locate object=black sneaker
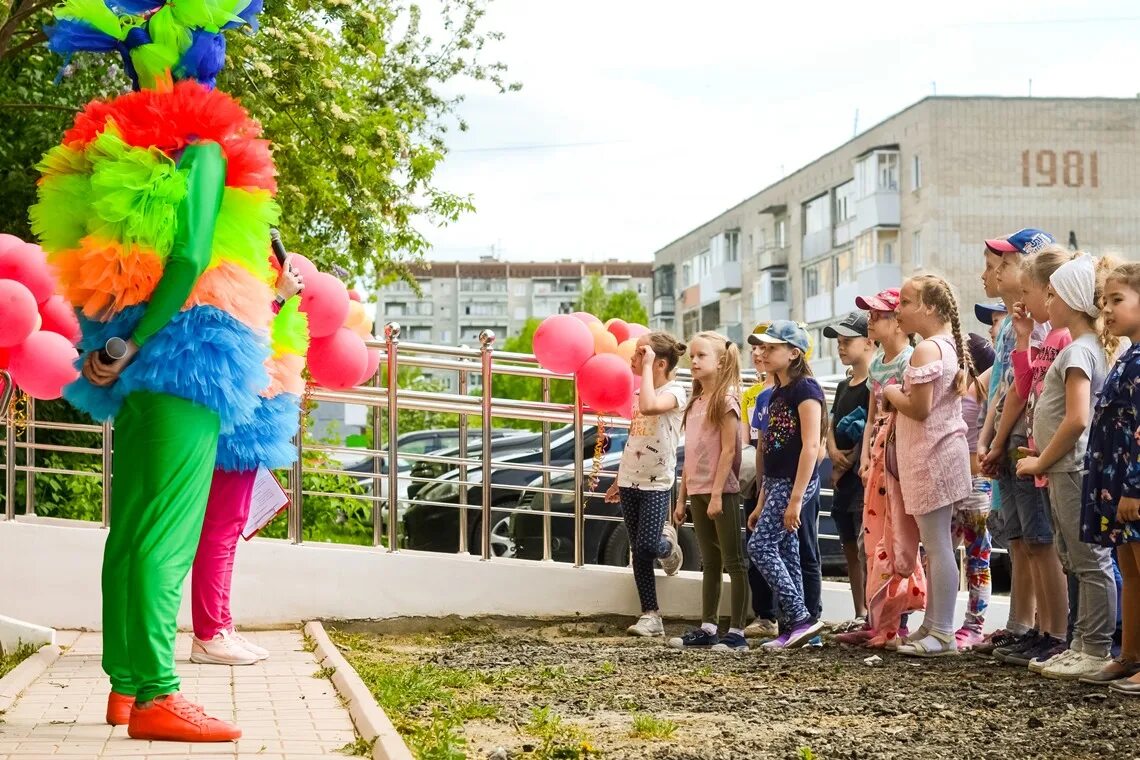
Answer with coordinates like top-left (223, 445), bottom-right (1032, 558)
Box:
top-left (667, 628), bottom-right (719, 649)
top-left (974, 628), bottom-right (1018, 655)
top-left (1009, 635), bottom-right (1065, 667)
top-left (993, 630), bottom-right (1040, 663)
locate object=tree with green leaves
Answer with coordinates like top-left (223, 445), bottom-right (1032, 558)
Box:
top-left (575, 273), bottom-right (650, 325)
top-left (0, 0), bottom-right (519, 282)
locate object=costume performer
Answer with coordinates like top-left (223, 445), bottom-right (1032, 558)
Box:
top-left (31, 0), bottom-right (293, 742)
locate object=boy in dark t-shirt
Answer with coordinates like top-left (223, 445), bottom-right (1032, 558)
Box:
top-left (823, 311), bottom-right (874, 629)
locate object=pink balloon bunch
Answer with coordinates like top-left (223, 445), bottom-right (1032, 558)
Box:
top-left (293, 255), bottom-right (378, 390)
top-left (0, 234), bottom-right (80, 400)
top-left (531, 311), bottom-right (651, 419)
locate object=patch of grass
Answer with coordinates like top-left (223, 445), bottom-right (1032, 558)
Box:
top-left (630, 714), bottom-right (677, 741)
top-left (594, 661), bottom-right (616, 676)
top-left (798, 747), bottom-right (817, 760)
top-left (352, 660), bottom-right (477, 715)
top-left (401, 709), bottom-right (467, 760)
top-left (314, 666), bottom-right (337, 680)
top-left (442, 624), bottom-right (497, 643)
top-left (524, 706), bottom-right (598, 759)
top-left (301, 633), bottom-right (317, 653)
top-left (337, 736), bottom-right (375, 756)
top-left (693, 665), bottom-right (713, 678)
top-left (0, 643), bottom-right (38, 680)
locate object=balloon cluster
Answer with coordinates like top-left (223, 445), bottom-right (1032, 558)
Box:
top-left (0, 234), bottom-right (80, 400)
top-left (531, 312), bottom-right (650, 418)
top-left (288, 255), bottom-right (379, 391)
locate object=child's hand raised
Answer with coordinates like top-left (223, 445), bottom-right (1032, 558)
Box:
top-left (1011, 302), bottom-right (1034, 340)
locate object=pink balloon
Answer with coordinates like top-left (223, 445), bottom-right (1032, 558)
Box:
top-left (8, 331), bottom-right (79, 400)
top-left (605, 318), bottom-right (631, 344)
top-left (571, 311), bottom-right (601, 326)
top-left (357, 348), bottom-right (382, 385)
top-left (0, 346), bottom-right (9, 370)
top-left (626, 324), bottom-right (650, 339)
top-left (348, 289), bottom-right (363, 302)
top-left (299, 272), bottom-right (350, 338)
top-left (533, 314), bottom-right (595, 375)
top-left (576, 353), bottom-right (635, 415)
top-left (0, 279), bottom-right (39, 348)
top-left (308, 327), bottom-right (368, 390)
top-left (0, 241), bottom-right (54, 304)
top-left (38, 295), bottom-right (81, 345)
top-left (287, 253), bottom-right (319, 282)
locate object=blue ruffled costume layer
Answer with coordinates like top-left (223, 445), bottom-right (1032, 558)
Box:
top-left (215, 392), bottom-right (300, 472)
top-left (65, 304), bottom-right (270, 434)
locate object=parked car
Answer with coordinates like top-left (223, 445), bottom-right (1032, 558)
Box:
top-left (510, 444), bottom-right (847, 573)
top-left (402, 425), bottom-right (628, 556)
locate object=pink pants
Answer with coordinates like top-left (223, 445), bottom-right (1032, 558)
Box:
top-left (191, 469), bottom-right (255, 641)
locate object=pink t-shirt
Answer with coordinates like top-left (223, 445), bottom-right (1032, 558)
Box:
top-left (683, 394), bottom-right (742, 495)
top-left (1013, 326), bottom-right (1071, 486)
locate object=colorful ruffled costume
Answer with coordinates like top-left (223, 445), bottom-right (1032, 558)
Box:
top-left (32, 0), bottom-right (306, 713)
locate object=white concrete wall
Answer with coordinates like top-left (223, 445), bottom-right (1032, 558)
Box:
top-left (1, 517), bottom-right (1006, 632)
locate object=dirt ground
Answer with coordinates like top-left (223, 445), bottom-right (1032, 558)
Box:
top-left (331, 618), bottom-right (1140, 760)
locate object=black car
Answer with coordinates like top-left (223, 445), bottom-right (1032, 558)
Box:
top-left (510, 445), bottom-right (847, 573)
top-left (402, 425), bottom-right (629, 556)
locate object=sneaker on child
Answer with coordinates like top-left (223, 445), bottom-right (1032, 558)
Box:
top-left (1007, 634), bottom-right (1064, 667)
top-left (1027, 640), bottom-right (1070, 673)
top-left (1042, 651), bottom-right (1113, 681)
top-left (1029, 647), bottom-right (1075, 675)
top-left (975, 628), bottom-right (1019, 655)
top-left (743, 619), bottom-right (778, 639)
top-left (627, 614), bottom-right (665, 638)
top-left (783, 619), bottom-right (824, 649)
top-left (228, 630), bottom-right (269, 661)
top-left (667, 628), bottom-right (718, 649)
top-left (190, 629), bottom-right (260, 666)
top-left (659, 524), bottom-right (683, 576)
top-left (953, 626), bottom-right (985, 651)
top-left (711, 632), bottom-right (748, 652)
top-left (993, 629), bottom-right (1041, 663)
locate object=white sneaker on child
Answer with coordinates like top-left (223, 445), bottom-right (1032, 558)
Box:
top-left (627, 614), bottom-right (665, 638)
top-left (1042, 651), bottom-right (1113, 681)
top-left (190, 629), bottom-right (259, 666)
top-left (659, 524), bottom-right (683, 576)
top-left (1028, 647), bottom-right (1075, 674)
top-left (229, 629), bottom-right (270, 661)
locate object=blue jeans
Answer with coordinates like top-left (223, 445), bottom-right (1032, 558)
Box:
top-left (745, 485), bottom-right (821, 626)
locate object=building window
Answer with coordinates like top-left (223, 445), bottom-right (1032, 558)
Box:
top-left (682, 259), bottom-right (695, 288)
top-left (912, 154), bottom-right (922, 191)
top-left (698, 250), bottom-right (711, 279)
top-left (881, 241), bottom-right (895, 264)
top-left (879, 153), bottom-right (899, 191)
top-left (725, 230), bottom-right (740, 262)
top-left (804, 267), bottom-right (819, 299)
top-left (834, 250), bottom-right (853, 285)
top-left (912, 231), bottom-right (923, 269)
top-left (771, 272), bottom-right (788, 303)
top-left (513, 283), bottom-right (527, 297)
top-left (775, 218), bottom-right (787, 248)
top-left (834, 180), bottom-right (855, 222)
top-left (803, 194), bottom-right (830, 235)
top-left (855, 150), bottom-right (900, 197)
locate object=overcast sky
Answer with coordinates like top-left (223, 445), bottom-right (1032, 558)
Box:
top-left (420, 0), bottom-right (1140, 264)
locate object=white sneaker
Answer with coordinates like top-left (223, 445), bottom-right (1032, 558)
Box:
top-left (743, 619), bottom-right (779, 639)
top-left (1028, 647), bottom-right (1076, 674)
top-left (190, 630), bottom-right (259, 666)
top-left (659, 524), bottom-right (683, 576)
top-left (228, 629), bottom-right (270, 661)
top-left (627, 614), bottom-right (665, 637)
top-left (1042, 651), bottom-right (1113, 681)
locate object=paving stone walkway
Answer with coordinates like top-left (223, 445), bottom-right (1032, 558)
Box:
top-left (0, 630), bottom-right (360, 759)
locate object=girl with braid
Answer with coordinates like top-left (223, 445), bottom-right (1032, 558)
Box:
top-left (889, 275), bottom-right (975, 657)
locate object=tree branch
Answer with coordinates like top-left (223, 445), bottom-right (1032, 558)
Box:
top-left (0, 101), bottom-right (80, 112)
top-left (0, 0), bottom-right (53, 60)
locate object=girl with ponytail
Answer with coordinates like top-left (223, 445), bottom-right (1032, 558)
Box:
top-left (888, 275), bottom-right (974, 657)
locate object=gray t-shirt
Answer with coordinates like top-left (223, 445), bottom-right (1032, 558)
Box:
top-left (1033, 333), bottom-right (1108, 473)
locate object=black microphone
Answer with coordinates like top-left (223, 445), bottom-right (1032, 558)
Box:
top-left (270, 228), bottom-right (288, 266)
top-left (99, 336), bottom-right (128, 364)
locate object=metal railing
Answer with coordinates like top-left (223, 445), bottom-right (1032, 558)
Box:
top-left (0, 332), bottom-right (994, 585)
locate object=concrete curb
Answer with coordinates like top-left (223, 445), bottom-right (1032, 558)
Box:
top-left (305, 621), bottom-right (415, 760)
top-left (0, 614), bottom-right (56, 653)
top-left (0, 642), bottom-right (64, 714)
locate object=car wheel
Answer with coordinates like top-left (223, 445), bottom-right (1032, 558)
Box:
top-left (677, 525), bottom-right (701, 571)
top-left (469, 513), bottom-right (516, 558)
top-left (601, 524), bottom-right (631, 567)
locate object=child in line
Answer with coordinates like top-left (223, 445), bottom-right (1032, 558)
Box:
top-left (841, 289), bottom-right (924, 649)
top-left (1085, 262), bottom-right (1140, 694)
top-left (742, 324), bottom-right (779, 640)
top-left (824, 311), bottom-right (874, 630)
top-left (747, 320), bottom-right (826, 649)
top-left (1016, 253), bottom-right (1118, 679)
top-left (951, 333), bottom-right (996, 650)
top-left (669, 332), bottom-right (747, 651)
top-left (607, 332), bottom-right (689, 638)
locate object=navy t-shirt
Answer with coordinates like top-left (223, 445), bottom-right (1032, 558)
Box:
top-left (762, 377), bottom-right (826, 481)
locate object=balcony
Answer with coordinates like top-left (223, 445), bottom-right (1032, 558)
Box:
top-left (805, 292), bottom-right (834, 324)
top-left (653, 295), bottom-right (675, 316)
top-left (752, 301), bottom-right (790, 323)
top-left (757, 246), bottom-right (788, 270)
top-left (854, 192), bottom-right (900, 235)
top-left (719, 322), bottom-right (744, 345)
top-left (704, 259), bottom-right (742, 296)
top-left (802, 228), bottom-right (832, 261)
top-left (681, 285), bottom-right (700, 310)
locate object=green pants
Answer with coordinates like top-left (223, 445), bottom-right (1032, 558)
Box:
top-left (102, 392), bottom-right (220, 702)
top-left (689, 493), bottom-right (748, 630)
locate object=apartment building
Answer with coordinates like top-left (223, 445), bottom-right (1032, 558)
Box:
top-left (373, 258), bottom-right (652, 347)
top-left (651, 96), bottom-right (1140, 374)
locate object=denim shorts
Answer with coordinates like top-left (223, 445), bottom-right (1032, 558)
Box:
top-left (993, 436), bottom-right (1054, 545)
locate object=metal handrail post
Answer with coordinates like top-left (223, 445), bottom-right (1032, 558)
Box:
top-left (541, 377), bottom-right (552, 561)
top-left (290, 406), bottom-right (304, 544)
top-left (479, 329), bottom-right (495, 561)
top-left (385, 322), bottom-right (401, 552)
top-left (371, 350), bottom-right (384, 548)
top-left (101, 420), bottom-right (112, 527)
top-left (2, 371), bottom-right (14, 521)
top-left (572, 386), bottom-right (585, 568)
top-left (25, 397), bottom-right (35, 516)
top-left (457, 364), bottom-right (470, 554)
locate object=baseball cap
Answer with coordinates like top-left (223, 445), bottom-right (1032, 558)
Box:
top-left (749, 319), bottom-right (810, 353)
top-left (854, 288), bottom-right (900, 313)
top-left (984, 228), bottom-right (1055, 255)
top-left (967, 333), bottom-right (996, 373)
top-left (974, 301), bottom-right (1007, 325)
top-left (823, 311), bottom-right (869, 339)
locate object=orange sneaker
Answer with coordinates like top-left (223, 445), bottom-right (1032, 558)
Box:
top-left (127, 693), bottom-right (241, 742)
top-left (106, 692), bottom-right (135, 726)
